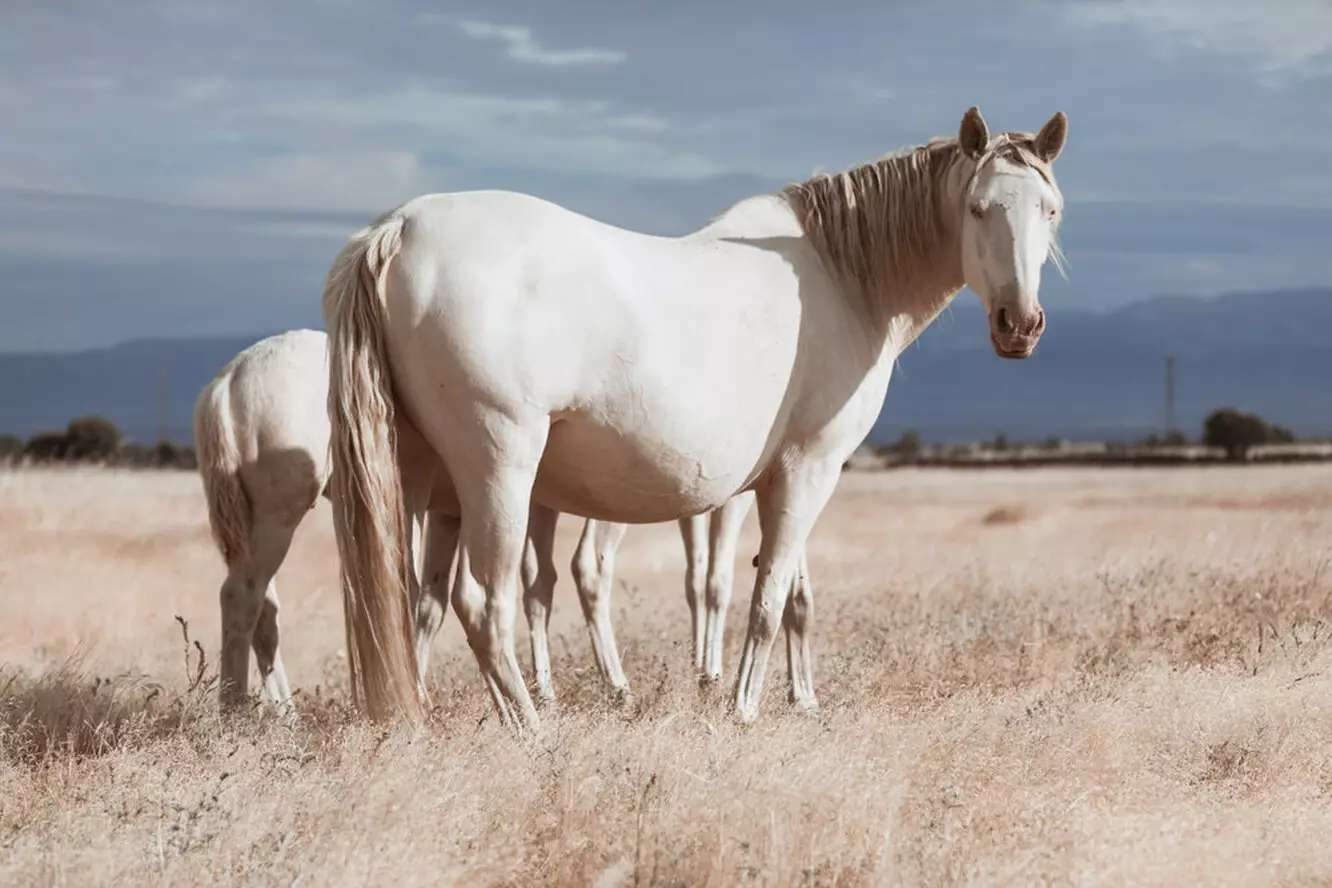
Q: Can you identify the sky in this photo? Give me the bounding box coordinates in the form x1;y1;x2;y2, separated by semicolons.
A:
1;0;1330;351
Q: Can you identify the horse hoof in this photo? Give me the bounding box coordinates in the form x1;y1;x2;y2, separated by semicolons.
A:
792;697;821;715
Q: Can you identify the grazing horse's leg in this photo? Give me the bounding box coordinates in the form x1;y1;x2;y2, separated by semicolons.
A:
701;492;754;683
678;514;709;674
221;516;298;713
734;462;840;723
523;504;560;706
445;415;547;734
572;518;631;699
782;552;818;711
413;509;460;688
251;579;292;712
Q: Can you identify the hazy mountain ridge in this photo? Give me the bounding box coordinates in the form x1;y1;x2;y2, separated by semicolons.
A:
1;290;1328;446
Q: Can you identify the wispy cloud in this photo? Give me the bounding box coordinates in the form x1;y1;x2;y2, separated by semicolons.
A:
249;87;717;183
183;149;428;213
1063;0;1332;82
454;19;626;68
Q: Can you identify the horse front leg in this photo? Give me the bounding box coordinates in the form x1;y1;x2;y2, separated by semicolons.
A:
733;460;840;724
702;490;755;683
782;551;818;712
678;514;709;675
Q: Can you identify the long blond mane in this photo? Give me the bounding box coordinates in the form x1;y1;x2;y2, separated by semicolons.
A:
781;131;1064;330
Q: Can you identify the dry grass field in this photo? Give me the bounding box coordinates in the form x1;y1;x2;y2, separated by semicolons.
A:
3;465;1332;886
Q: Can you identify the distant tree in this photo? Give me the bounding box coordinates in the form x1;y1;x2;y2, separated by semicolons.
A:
1202;407;1291;461
0;434;21;460
153;440;197;470
64;416;123;462
1042;435;1065;451
990;433;1010;452
119;442;152;466
1163;430;1189;447
21;431;71;463
893;429;923;458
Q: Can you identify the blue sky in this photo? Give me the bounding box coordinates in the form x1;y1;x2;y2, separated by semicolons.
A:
1;0;1330;351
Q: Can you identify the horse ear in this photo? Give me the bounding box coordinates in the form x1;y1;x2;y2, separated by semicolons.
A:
1034;111;1068;163
959;106;990;159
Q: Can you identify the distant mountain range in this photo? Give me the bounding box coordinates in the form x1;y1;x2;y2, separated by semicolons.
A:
1;288;1329;446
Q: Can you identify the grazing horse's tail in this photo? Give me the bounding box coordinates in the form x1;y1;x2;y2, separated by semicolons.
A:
322;209;424;724
193;376;250;569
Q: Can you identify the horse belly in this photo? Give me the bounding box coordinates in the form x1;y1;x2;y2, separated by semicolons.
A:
533;417;762;524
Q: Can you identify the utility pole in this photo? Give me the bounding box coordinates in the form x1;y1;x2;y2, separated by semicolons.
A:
158;360;170;444
1164;355;1176;439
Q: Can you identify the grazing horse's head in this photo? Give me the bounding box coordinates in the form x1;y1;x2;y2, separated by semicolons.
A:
956;106;1068;360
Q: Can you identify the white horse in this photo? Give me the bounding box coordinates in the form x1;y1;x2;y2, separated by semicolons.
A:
193;329;451;711
194;330;762;712
193;329;335;711
323;104;1069;730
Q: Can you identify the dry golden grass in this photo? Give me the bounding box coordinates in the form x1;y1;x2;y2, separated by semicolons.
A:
3;465;1332;886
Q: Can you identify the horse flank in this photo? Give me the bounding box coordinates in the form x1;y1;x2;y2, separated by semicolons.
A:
193;374;251;567
323;213;425;722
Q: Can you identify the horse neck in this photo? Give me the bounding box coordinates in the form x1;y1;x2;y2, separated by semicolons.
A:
867;161;969;353
786;149;970;358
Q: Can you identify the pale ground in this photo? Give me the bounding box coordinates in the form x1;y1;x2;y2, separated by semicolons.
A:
2;465;1332;887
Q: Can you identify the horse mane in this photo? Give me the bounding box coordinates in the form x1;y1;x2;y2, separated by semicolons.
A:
781;130;1064;328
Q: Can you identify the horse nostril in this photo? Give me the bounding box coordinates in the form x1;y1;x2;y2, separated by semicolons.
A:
996;307;1010;333
1035;310;1046;333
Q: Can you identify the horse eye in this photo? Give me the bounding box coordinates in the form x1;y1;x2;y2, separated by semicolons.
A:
969;205;984;220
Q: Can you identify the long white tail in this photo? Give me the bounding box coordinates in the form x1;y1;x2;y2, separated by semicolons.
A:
192;379;250;568
322;209;424;724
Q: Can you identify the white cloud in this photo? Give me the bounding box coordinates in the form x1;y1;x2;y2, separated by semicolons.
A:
1064;0;1332;81
183;149;428;213
454;19;626;67
169;76;230;110
254;87;721;182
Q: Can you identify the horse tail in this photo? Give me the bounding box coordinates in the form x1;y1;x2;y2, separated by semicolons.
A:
192;375;251;569
322;209;423;724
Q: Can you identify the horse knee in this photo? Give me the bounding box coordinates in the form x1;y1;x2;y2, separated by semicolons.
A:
683;555;708;608
705;567;734;610
572;547;610;606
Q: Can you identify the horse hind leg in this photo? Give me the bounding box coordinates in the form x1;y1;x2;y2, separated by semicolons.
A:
218;566;257;709
413;510;460;688
572;518;630;701
221;516;298;713
522;504;559;707
252;579;293;716
437;411;547;735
